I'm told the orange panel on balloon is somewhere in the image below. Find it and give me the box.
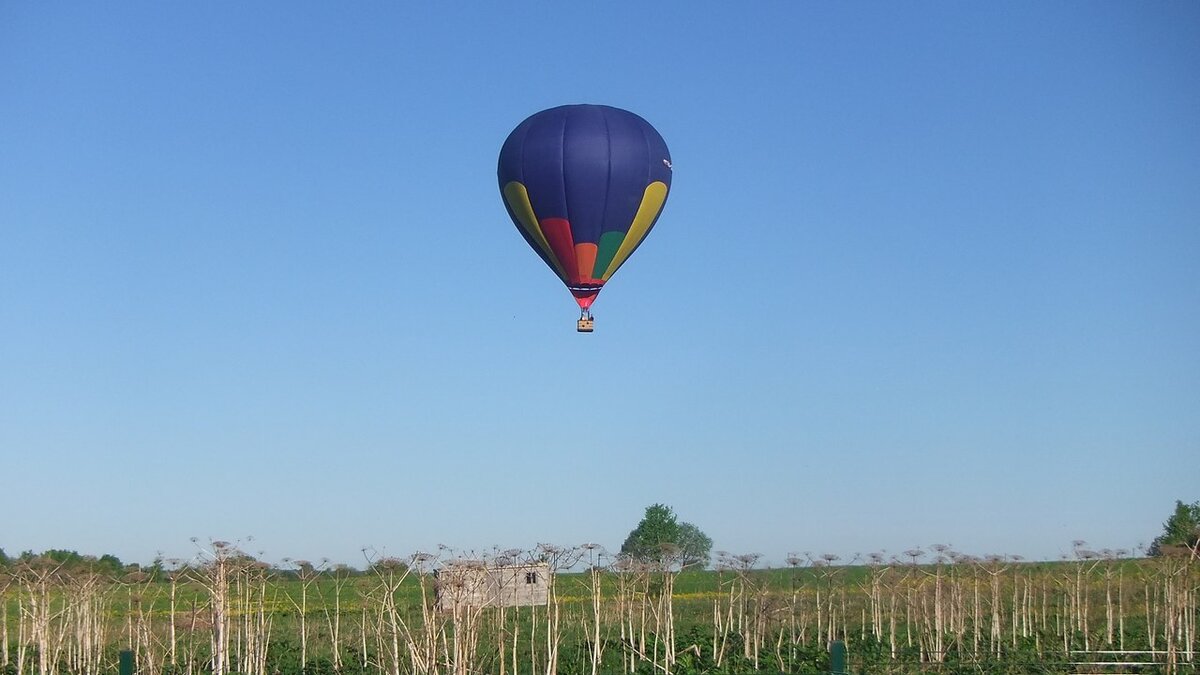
[574,243,599,283]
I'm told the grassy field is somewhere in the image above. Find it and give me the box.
[1,550,1196,674]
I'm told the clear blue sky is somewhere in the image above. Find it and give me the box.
[2,2,1197,568]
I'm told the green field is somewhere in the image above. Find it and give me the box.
[1,550,1196,674]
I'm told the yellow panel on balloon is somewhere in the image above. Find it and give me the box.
[502,182,566,280]
[600,181,668,281]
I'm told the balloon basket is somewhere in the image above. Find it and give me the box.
[577,317,595,333]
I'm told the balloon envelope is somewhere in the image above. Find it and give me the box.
[498,104,672,310]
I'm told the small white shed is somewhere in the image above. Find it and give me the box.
[435,561,551,611]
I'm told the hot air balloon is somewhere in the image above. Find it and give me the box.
[498,104,672,332]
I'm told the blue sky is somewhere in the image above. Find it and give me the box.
[2,2,1197,568]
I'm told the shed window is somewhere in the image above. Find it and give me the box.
[525,572,538,584]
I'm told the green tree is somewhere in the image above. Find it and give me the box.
[40,549,86,566]
[96,554,126,576]
[1149,500,1200,556]
[677,522,713,567]
[621,504,679,561]
[620,504,712,567]
[11,549,126,574]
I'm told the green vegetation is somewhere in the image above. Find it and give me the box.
[619,503,713,567]
[1,541,1197,675]
[1150,500,1200,557]
[2,503,1194,673]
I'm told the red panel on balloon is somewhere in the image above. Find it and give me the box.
[540,218,580,284]
[571,289,599,309]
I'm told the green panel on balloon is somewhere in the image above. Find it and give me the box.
[593,231,626,279]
